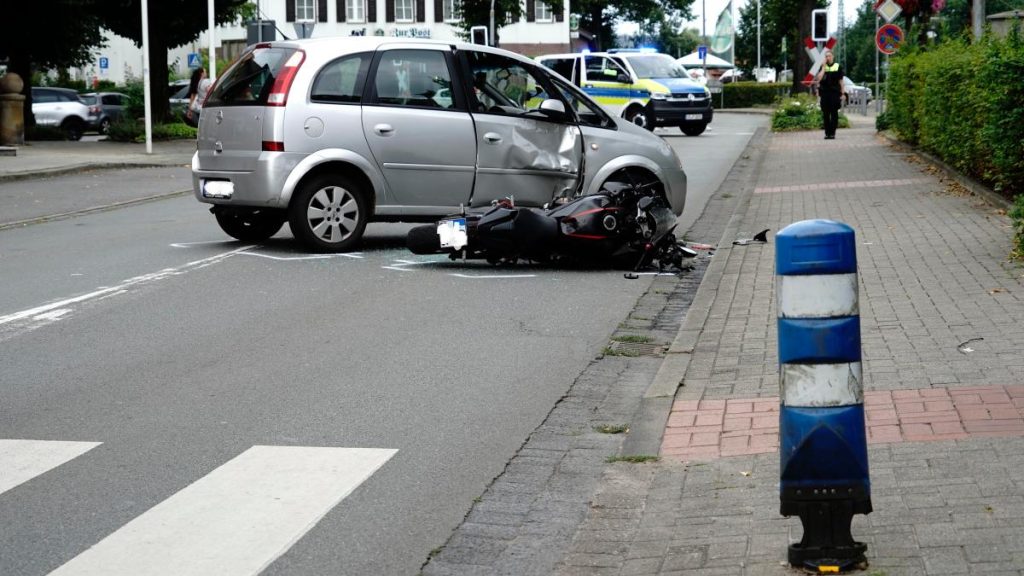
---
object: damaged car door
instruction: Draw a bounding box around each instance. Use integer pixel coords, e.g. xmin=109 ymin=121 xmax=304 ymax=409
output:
xmin=461 ymin=49 xmax=583 ymax=208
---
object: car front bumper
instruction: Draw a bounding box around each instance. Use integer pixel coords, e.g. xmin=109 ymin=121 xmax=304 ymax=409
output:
xmin=647 ymin=99 xmax=714 ymax=126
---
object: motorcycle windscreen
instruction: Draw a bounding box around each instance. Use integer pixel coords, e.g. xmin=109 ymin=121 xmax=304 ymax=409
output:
xmin=470 ymin=116 xmax=582 ymax=208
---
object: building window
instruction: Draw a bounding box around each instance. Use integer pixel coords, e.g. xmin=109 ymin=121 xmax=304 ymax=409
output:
xmin=296 ymin=0 xmax=316 ymax=20
xmin=347 ymin=0 xmax=365 ymax=22
xmin=535 ymin=1 xmax=552 ymax=22
xmin=395 ymin=0 xmax=414 ymax=21
xmin=442 ymin=0 xmax=459 ymax=22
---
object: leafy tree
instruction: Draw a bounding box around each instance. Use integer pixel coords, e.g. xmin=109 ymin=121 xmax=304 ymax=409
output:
xmin=96 ymin=0 xmax=251 ymax=121
xmin=454 ymin=0 xmax=556 ymax=45
xmin=574 ymin=0 xmax=696 ymax=50
xmin=735 ymin=0 xmax=825 ymax=91
xmin=624 ymin=20 xmax=700 ymax=55
xmin=0 ymin=0 xmax=106 ymax=127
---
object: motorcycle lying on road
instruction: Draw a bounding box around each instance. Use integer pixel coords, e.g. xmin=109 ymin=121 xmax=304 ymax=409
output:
xmin=406 ymin=180 xmax=697 ymax=271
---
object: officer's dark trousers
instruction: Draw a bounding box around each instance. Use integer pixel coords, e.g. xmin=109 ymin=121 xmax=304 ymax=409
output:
xmin=821 ymin=94 xmax=841 ymax=138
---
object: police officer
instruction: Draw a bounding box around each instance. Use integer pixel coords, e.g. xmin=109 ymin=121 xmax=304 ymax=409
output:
xmin=815 ymin=50 xmax=846 ymax=140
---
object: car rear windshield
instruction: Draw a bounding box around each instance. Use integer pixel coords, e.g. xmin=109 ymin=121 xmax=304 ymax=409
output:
xmin=206 ymin=47 xmax=297 ymax=107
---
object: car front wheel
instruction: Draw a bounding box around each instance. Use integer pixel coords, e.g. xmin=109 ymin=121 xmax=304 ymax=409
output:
xmin=214 ymin=207 xmax=286 ymax=243
xmin=680 ymin=123 xmax=707 ymax=136
xmin=625 ymin=107 xmax=654 ymax=131
xmin=288 ymin=173 xmax=369 ymax=253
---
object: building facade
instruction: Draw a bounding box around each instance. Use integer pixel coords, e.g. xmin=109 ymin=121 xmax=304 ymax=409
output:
xmin=78 ymin=0 xmax=571 ymax=86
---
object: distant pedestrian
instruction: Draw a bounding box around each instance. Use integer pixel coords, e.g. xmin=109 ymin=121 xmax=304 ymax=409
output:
xmin=186 ymin=67 xmax=212 ymax=127
xmin=815 ymin=50 xmax=846 ymax=140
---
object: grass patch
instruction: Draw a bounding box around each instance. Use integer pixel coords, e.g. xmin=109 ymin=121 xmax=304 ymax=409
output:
xmin=602 ymin=347 xmax=640 ymax=357
xmin=594 ymin=424 xmax=629 ymax=434
xmin=606 ymin=455 xmax=660 ymax=464
xmin=611 ymin=334 xmax=654 ymax=344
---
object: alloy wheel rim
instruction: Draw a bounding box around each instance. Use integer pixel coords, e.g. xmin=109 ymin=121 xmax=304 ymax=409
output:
xmin=306 ymin=186 xmax=359 ymax=243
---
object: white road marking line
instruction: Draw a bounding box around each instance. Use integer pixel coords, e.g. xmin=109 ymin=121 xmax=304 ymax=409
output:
xmin=450 ymin=273 xmax=537 ymax=279
xmin=49 ymin=446 xmax=397 ymax=576
xmin=238 ymin=252 xmax=345 ymax=261
xmin=0 ymin=247 xmax=251 ymax=328
xmin=381 ymin=266 xmax=416 ymax=272
xmin=170 ymin=240 xmax=235 ymax=248
xmin=33 ymin=309 xmax=72 ymax=321
xmin=0 ymin=440 xmax=102 ymax=496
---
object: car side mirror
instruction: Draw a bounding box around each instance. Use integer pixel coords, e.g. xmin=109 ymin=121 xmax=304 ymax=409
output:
xmin=617 ymin=73 xmax=631 ymax=84
xmin=537 ymin=99 xmax=568 ymax=120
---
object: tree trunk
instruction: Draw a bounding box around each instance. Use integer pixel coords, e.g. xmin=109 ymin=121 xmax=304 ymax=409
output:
xmin=590 ymin=5 xmax=604 ymax=50
xmin=148 ymin=1 xmax=170 ymax=122
xmin=794 ymin=0 xmax=816 ymax=93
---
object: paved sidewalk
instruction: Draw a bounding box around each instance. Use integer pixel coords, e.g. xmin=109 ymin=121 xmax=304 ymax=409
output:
xmin=553 ymin=117 xmax=1024 ymax=575
xmin=0 ymin=139 xmax=194 ymax=181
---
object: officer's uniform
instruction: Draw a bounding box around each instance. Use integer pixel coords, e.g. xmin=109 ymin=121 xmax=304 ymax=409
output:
xmin=818 ymin=62 xmax=843 ymax=139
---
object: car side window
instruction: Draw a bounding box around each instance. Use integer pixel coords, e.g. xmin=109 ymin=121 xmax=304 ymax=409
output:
xmin=463 ymin=51 xmax=552 ymax=118
xmin=311 ymin=52 xmax=370 ymax=104
xmin=548 ymin=75 xmax=615 ymax=129
xmin=371 ymin=50 xmax=455 ymax=110
xmin=34 ymin=90 xmax=57 ymax=103
xmin=102 ymin=95 xmax=121 ymax=105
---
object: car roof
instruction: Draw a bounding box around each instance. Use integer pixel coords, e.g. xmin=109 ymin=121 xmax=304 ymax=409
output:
xmin=255 ymin=37 xmax=533 ymax=62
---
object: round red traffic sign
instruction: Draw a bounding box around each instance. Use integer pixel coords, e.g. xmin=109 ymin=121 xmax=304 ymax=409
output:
xmin=876 ymin=23 xmax=903 ymax=55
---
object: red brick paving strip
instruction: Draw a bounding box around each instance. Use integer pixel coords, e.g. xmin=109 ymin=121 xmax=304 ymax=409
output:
xmin=754 ymin=177 xmax=931 ymax=194
xmin=661 ymin=385 xmax=1024 ymax=461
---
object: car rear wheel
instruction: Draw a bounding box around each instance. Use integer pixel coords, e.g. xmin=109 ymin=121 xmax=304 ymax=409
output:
xmin=288 ymin=173 xmax=369 ymax=253
xmin=214 ymin=207 xmax=286 ymax=243
xmin=680 ymin=123 xmax=706 ymax=136
xmin=99 ymin=118 xmax=112 ymax=135
xmin=61 ymin=118 xmax=85 ymax=141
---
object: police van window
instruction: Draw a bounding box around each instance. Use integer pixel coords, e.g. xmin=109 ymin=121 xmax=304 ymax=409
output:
xmin=464 ymin=51 xmax=550 ymax=117
xmin=545 ymin=58 xmax=577 ymax=83
xmin=311 ymin=53 xmax=370 ymax=103
xmin=585 ymin=56 xmax=627 ymax=81
xmin=372 ymin=50 xmax=455 ymax=109
xmin=549 ymin=75 xmax=614 ymax=129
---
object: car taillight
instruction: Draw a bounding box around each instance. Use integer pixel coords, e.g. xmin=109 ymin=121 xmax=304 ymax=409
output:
xmin=267 ymin=50 xmax=305 ymax=107
xmin=262 ymin=141 xmax=285 ymax=152
xmin=89 ymin=105 xmax=100 ymax=114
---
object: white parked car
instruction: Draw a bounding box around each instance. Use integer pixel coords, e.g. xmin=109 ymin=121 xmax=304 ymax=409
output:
xmin=31 ymin=87 xmax=90 ymax=140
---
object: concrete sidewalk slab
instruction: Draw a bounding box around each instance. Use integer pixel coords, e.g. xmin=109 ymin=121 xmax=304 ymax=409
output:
xmin=0 ymin=139 xmax=194 ymax=181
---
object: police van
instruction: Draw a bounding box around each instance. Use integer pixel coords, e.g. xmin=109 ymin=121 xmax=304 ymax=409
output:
xmin=537 ymin=50 xmax=713 ymax=136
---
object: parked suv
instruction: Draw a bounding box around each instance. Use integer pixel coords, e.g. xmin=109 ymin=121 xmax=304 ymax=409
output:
xmin=192 ymin=37 xmax=687 ymax=253
xmin=536 ymin=51 xmax=713 ymax=136
xmin=31 ymin=87 xmax=90 ymax=140
xmin=82 ymin=91 xmax=128 ymax=134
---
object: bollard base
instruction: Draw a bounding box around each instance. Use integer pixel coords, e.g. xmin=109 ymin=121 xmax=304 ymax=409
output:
xmin=785 ymin=498 xmax=868 ymax=573
xmin=788 ymin=542 xmax=867 ymax=573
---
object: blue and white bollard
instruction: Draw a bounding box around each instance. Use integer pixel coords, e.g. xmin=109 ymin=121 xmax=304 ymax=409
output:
xmin=776 ymin=220 xmax=871 ymax=572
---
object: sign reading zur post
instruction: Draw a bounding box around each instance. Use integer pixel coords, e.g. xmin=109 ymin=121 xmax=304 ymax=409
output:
xmin=876 ymin=23 xmax=903 ymax=55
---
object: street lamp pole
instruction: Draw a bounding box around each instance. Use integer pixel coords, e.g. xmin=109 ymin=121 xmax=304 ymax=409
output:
xmin=141 ymin=0 xmax=152 ymax=154
xmin=489 ymin=0 xmax=495 ymax=46
xmin=208 ymin=0 xmax=216 ymax=80
xmin=757 ymin=0 xmax=761 ymax=70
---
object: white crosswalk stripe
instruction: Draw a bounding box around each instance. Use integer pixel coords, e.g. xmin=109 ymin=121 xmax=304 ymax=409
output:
xmin=47 ymin=445 xmax=396 ymax=576
xmin=0 ymin=439 xmax=102 ymax=496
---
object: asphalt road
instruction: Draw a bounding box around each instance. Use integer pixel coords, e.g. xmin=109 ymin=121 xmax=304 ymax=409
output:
xmin=0 ymin=113 xmax=765 ymax=575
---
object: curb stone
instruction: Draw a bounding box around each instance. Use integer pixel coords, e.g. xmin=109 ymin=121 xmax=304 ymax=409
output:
xmin=619 ymin=127 xmax=772 ymax=458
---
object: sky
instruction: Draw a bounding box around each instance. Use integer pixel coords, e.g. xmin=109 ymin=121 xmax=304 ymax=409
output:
xmin=618 ymin=0 xmax=865 ymax=39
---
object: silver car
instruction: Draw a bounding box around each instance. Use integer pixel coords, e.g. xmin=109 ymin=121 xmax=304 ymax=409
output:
xmin=192 ymin=37 xmax=687 ymax=252
xmin=31 ymin=87 xmax=90 ymax=141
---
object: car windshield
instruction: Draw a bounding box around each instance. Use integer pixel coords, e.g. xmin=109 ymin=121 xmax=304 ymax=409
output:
xmin=626 ymin=54 xmax=690 ymax=79
xmin=81 ymin=94 xmax=97 ymax=105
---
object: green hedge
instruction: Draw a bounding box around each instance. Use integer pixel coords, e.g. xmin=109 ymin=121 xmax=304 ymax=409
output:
xmin=713 ymin=82 xmax=790 ymax=109
xmin=106 ymin=119 xmax=196 ymax=143
xmin=887 ymin=31 xmax=1024 ymax=197
xmin=771 ymin=94 xmax=850 ymax=132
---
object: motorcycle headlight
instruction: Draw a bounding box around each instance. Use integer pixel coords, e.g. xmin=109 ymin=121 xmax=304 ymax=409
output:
xmin=650 ymin=91 xmax=670 ymax=100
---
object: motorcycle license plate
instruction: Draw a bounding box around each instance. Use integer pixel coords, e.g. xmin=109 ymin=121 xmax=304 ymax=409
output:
xmin=438 ymin=218 xmax=468 ymax=250
xmin=685 ymin=114 xmax=703 ymax=121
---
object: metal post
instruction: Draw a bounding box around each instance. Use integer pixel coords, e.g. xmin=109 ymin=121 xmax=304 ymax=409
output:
xmin=208 ymin=0 xmax=216 ymax=79
xmin=874 ymin=14 xmax=880 ymax=113
xmin=257 ymin=0 xmax=262 ymax=42
xmin=972 ymin=0 xmax=985 ymax=41
xmin=489 ymin=0 xmax=495 ymax=47
xmin=777 ymin=220 xmax=871 ymax=573
xmin=141 ymin=0 xmax=152 ymax=154
xmin=757 ymin=0 xmax=761 ymax=70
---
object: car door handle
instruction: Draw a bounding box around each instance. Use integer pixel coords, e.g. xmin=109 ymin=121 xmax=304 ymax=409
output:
xmin=483 ymin=132 xmax=502 ymax=144
xmin=373 ymin=124 xmax=394 ymax=136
